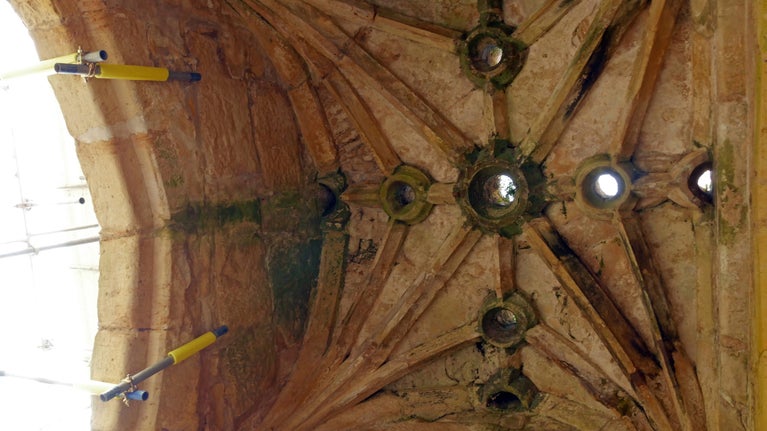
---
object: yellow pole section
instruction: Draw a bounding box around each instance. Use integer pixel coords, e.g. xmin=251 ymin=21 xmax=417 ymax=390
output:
xmin=168 ymin=331 xmax=217 ymax=364
xmin=0 ymin=52 xmax=79 ymax=80
xmin=96 ymin=64 xmax=169 ymax=81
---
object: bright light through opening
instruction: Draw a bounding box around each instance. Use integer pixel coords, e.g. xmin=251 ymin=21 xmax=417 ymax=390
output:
xmin=484 ymin=173 xmax=517 ymax=207
xmin=697 ymin=169 xmax=712 ymax=194
xmin=472 ymin=37 xmax=505 ymax=72
xmin=0 ymin=3 xmax=99 ymax=431
xmin=595 ymin=173 xmax=620 ymax=199
xmin=481 ymin=44 xmax=503 ymax=68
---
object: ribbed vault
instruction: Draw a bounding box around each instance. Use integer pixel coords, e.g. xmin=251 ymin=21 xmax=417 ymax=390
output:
xmin=8 ymin=0 xmax=760 ymax=430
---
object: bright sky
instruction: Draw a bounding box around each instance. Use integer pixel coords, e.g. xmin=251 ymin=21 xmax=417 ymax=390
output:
xmin=0 ymin=2 xmax=100 ymax=430
xmin=697 ymin=168 xmax=713 ymax=193
xmin=596 ymin=172 xmax=620 ymax=198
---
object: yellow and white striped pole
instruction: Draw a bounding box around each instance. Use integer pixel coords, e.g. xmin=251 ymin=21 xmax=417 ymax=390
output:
xmin=0 ymin=48 xmax=200 ymax=82
xmin=0 ymin=370 xmax=149 ymax=401
xmin=99 ymin=325 xmax=227 ymax=402
xmin=0 ymin=50 xmax=107 ymax=81
xmin=54 ymin=63 xmax=201 ymax=82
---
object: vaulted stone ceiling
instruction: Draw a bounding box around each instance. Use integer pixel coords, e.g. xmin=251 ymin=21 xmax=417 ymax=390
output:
xmin=9 ymin=0 xmax=762 ymax=430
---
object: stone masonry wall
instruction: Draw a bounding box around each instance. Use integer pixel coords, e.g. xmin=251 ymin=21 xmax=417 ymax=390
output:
xmin=10 ymin=1 xmax=326 ymax=429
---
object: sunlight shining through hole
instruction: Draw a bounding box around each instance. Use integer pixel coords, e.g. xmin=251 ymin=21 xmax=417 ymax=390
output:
xmin=471 ymin=36 xmax=505 ymax=72
xmin=595 ymin=173 xmax=620 ymax=199
xmin=696 ymin=169 xmax=712 ymax=194
xmin=484 ymin=173 xmax=517 ymax=207
xmin=481 ymin=44 xmax=503 ymax=68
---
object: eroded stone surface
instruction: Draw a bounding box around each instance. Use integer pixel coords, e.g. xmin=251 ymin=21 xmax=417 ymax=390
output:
xmin=7 ymin=0 xmax=759 ymax=429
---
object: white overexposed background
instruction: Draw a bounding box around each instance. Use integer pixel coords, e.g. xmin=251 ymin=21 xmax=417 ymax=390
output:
xmin=0 ymin=2 xmax=100 ymax=430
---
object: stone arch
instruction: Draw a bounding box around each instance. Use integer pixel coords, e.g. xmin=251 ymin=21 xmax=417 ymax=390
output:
xmin=11 ymin=1 xmax=178 ymax=429
xmin=7 ymin=1 xmax=311 ymax=429
xmin=6 ymin=1 xmax=763 ymax=430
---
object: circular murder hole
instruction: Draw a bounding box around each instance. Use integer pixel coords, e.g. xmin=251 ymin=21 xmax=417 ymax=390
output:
xmin=481 ymin=306 xmax=519 ymax=345
xmin=468 ymin=166 xmax=522 ymax=219
xmin=582 ymin=167 xmax=626 ymax=208
xmin=318 ymin=184 xmax=337 ymax=216
xmin=486 ymin=391 xmax=521 ymax=411
xmin=389 ymin=181 xmax=415 ymax=210
xmin=594 ymin=173 xmax=620 ymax=199
xmin=482 ymin=173 xmax=517 ymax=207
xmin=688 ymin=162 xmax=713 ymax=203
xmin=470 ymin=36 xmax=504 ymax=72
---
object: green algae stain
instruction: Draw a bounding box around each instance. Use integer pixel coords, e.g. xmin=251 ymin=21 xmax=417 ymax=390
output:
xmin=717 ymin=140 xmax=736 ymax=187
xmin=267 ymin=238 xmax=323 ymax=344
xmin=169 ymin=187 xmax=332 ymax=348
xmin=170 ymin=200 xmax=261 ymax=234
xmin=165 ymin=174 xmax=184 ymax=188
xmin=260 ymin=190 xmax=320 ymax=234
xmin=223 ymin=326 xmax=276 ymax=398
xmin=715 ymin=140 xmax=747 ymax=245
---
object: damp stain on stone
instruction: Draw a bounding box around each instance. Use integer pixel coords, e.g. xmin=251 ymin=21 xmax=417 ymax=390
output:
xmin=715 ymin=140 xmax=747 ymax=244
xmin=267 ymin=238 xmax=323 ymax=343
xmin=223 ymin=327 xmax=276 ymax=399
xmin=717 ymin=140 xmax=736 ymax=187
xmin=596 ymin=255 xmax=605 ymax=278
xmin=541 ymin=227 xmax=573 ymax=260
xmin=565 ymin=26 xmax=612 ymax=118
xmin=170 ymin=199 xmax=262 ymax=234
xmin=165 ymin=174 xmax=184 ymax=188
xmin=261 ymin=190 xmax=323 ymax=234
xmin=348 ymin=239 xmax=378 ymax=264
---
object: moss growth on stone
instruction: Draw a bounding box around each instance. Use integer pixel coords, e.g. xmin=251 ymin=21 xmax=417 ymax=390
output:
xmin=717 ymin=140 xmax=735 ymax=186
xmin=223 ymin=326 xmax=276 ymax=400
xmin=170 ymin=181 xmax=338 ymax=347
xmin=715 ymin=140 xmax=747 ymax=244
xmin=718 ymin=204 xmax=748 ymax=246
xmin=615 ymin=396 xmax=634 ymax=416
xmin=261 ymin=190 xmax=322 ymax=234
xmin=458 ymin=24 xmax=528 ymax=91
xmin=170 ymin=199 xmax=262 ymax=234
xmin=165 ymin=174 xmax=184 ymax=188
xmin=456 ymin=143 xmax=550 ymax=237
xmin=267 ymin=238 xmax=323 ymax=343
